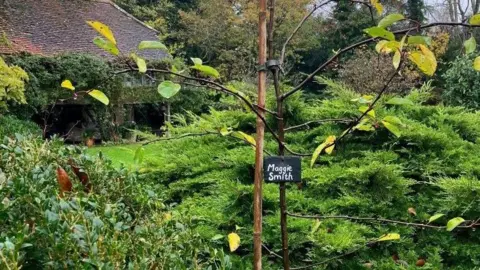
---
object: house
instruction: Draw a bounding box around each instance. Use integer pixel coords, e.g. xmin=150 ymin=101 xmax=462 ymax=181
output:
xmin=0 ymin=0 xmax=168 ymax=142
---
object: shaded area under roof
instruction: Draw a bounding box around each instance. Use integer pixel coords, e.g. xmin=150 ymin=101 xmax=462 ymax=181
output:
xmin=0 ymin=0 xmax=167 ymax=60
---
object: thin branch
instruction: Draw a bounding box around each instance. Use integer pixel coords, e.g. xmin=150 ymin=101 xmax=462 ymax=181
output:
xmin=281 ymin=22 xmax=480 ymax=101
xmin=116 ymin=68 xmax=292 ymax=155
xmin=285 ymin=118 xmax=354 ymax=132
xmin=287 ymin=212 xmax=480 ymax=229
xmin=280 ymin=0 xmax=333 ymax=65
xmin=141 ymin=131 xmax=273 ymax=155
xmin=335 ymin=61 xmax=403 ymax=144
xmin=262 ymin=244 xmax=283 ymax=260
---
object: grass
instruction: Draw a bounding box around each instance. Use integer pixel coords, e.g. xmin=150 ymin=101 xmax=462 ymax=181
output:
xmin=87 ymin=144 xmax=144 ymax=168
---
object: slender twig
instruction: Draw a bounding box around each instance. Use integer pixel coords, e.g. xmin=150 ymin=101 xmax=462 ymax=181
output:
xmin=287 ymin=212 xmax=480 ymax=229
xmin=281 ymin=22 xmax=480 ymax=101
xmin=116 ymin=68 xmax=290 ymax=155
xmin=141 ymin=131 xmax=273 ymax=155
xmin=285 ymin=118 xmax=354 ymax=132
xmin=279 ymin=0 xmax=332 ymax=65
xmin=262 ymin=244 xmax=283 ymax=260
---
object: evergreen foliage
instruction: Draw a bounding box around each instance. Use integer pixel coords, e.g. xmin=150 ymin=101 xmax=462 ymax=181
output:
xmin=88 ymin=81 xmax=480 ymax=269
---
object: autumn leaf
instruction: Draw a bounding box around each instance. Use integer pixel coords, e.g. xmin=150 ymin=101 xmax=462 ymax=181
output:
xmin=87 ymin=21 xmax=116 ymax=45
xmin=56 ymin=167 xmax=72 ymax=197
xmin=228 ymin=232 xmax=240 ymax=252
xmin=61 ymin=80 xmax=75 ymax=91
xmin=378 ymin=233 xmax=400 ymax=241
xmin=408 ymin=207 xmax=417 ymax=216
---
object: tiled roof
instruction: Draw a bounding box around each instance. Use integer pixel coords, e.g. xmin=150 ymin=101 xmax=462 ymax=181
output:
xmin=0 ymin=0 xmax=167 ymax=60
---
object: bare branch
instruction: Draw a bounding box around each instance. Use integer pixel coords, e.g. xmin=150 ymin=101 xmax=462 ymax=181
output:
xmin=285 ymin=118 xmax=354 ymax=132
xmin=141 ymin=130 xmax=274 ymax=155
xmin=280 ymin=0 xmax=333 ymax=65
xmin=287 ymin=212 xmax=480 ymax=229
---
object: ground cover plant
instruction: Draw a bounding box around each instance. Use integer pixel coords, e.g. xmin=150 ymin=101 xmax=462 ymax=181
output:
xmin=88 ymin=82 xmax=480 ymax=269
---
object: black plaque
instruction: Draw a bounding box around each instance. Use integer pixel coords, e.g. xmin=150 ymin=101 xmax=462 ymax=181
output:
xmin=264 ymin=156 xmax=301 ymax=183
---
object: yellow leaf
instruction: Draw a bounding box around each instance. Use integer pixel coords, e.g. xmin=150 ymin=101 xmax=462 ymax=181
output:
xmin=311 ymin=142 xmax=327 ymax=168
xmin=61 ymin=80 xmax=75 ymax=91
xmin=324 ymin=135 xmax=336 ymax=155
xmin=88 ymin=90 xmax=110 ymax=105
xmin=228 ymin=232 xmax=240 ymax=252
xmin=378 ymin=233 xmax=400 ymax=241
xmin=87 ymin=21 xmax=116 ymax=45
xmin=231 ymin=131 xmax=256 ymax=146
xmin=370 ymin=0 xmax=383 ymax=15
xmin=408 ymin=45 xmax=437 ymax=76
xmin=474 ymin=56 xmax=480 ymax=71
xmin=310 ymin=135 xmax=336 ymax=167
xmin=164 ymin=212 xmax=172 ymax=221
xmin=393 ymin=50 xmax=401 ymax=69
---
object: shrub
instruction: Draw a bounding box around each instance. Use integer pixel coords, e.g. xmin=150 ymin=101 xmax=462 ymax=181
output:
xmin=442 ymin=53 xmax=480 ymax=109
xmin=0 ymin=136 xmax=232 ymax=269
xmin=129 ymin=81 xmax=480 ymax=269
xmin=0 ymin=115 xmax=41 ymax=138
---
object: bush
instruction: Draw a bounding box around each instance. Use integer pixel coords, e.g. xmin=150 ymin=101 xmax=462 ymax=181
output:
xmin=129 ymin=81 xmax=480 ymax=269
xmin=442 ymin=53 xmax=480 ymax=109
xmin=0 ymin=137 xmax=232 ymax=269
xmin=0 ymin=115 xmax=41 ymax=138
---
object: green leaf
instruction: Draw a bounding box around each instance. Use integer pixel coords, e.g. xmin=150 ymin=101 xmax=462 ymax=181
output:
xmin=158 ymin=81 xmax=181 ymax=99
xmin=446 ymin=217 xmax=465 ymax=231
xmin=364 ymin=27 xmax=395 ymax=41
xmin=134 ymin=147 xmax=145 ymax=164
xmin=474 ymin=56 xmax=480 ymax=71
xmin=354 ymin=119 xmax=375 ymax=131
xmin=93 ymin=37 xmax=119 ymax=56
xmin=138 ymin=41 xmax=168 ymax=51
xmin=383 ymin=116 xmax=405 ymax=127
xmin=378 ymin=233 xmax=400 ymax=241
xmin=191 ymin=58 xmax=203 ymax=65
xmin=88 ymin=90 xmax=109 ymax=105
xmin=191 ymin=65 xmax=220 ymax=79
xmin=408 ymin=36 xmax=432 ymax=46
xmin=359 ymin=106 xmax=376 ymax=118
xmin=382 ymin=120 xmax=402 ymax=137
xmin=408 ymin=45 xmax=437 ymax=76
xmin=378 ymin=14 xmax=404 ymax=28
xmin=87 ymin=21 xmax=116 ymax=45
xmin=211 ymin=234 xmax=224 ymax=241
xmin=393 ymin=50 xmax=401 ymax=69
xmin=219 ymin=127 xmax=231 ymax=136
xmin=61 ymin=80 xmax=75 ymax=91
xmin=386 ymin=97 xmax=414 ymax=105
xmin=464 ymin=36 xmax=477 ymax=54
xmin=351 ymin=95 xmax=374 ymax=104
xmin=428 ymin=213 xmax=445 ymax=224
xmin=470 ymin=14 xmax=480 ymax=25
xmin=131 ymin=53 xmax=147 ymax=73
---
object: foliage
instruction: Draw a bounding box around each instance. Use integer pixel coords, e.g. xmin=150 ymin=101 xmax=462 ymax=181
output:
xmin=0 ymin=136 xmax=233 ymax=269
xmin=89 ymin=81 xmax=480 ymax=269
xmin=0 ymin=57 xmax=28 ymax=112
xmin=0 ymin=115 xmax=41 ymax=138
xmin=4 ymin=53 xmax=121 ymax=119
xmin=442 ymin=53 xmax=480 ymax=108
